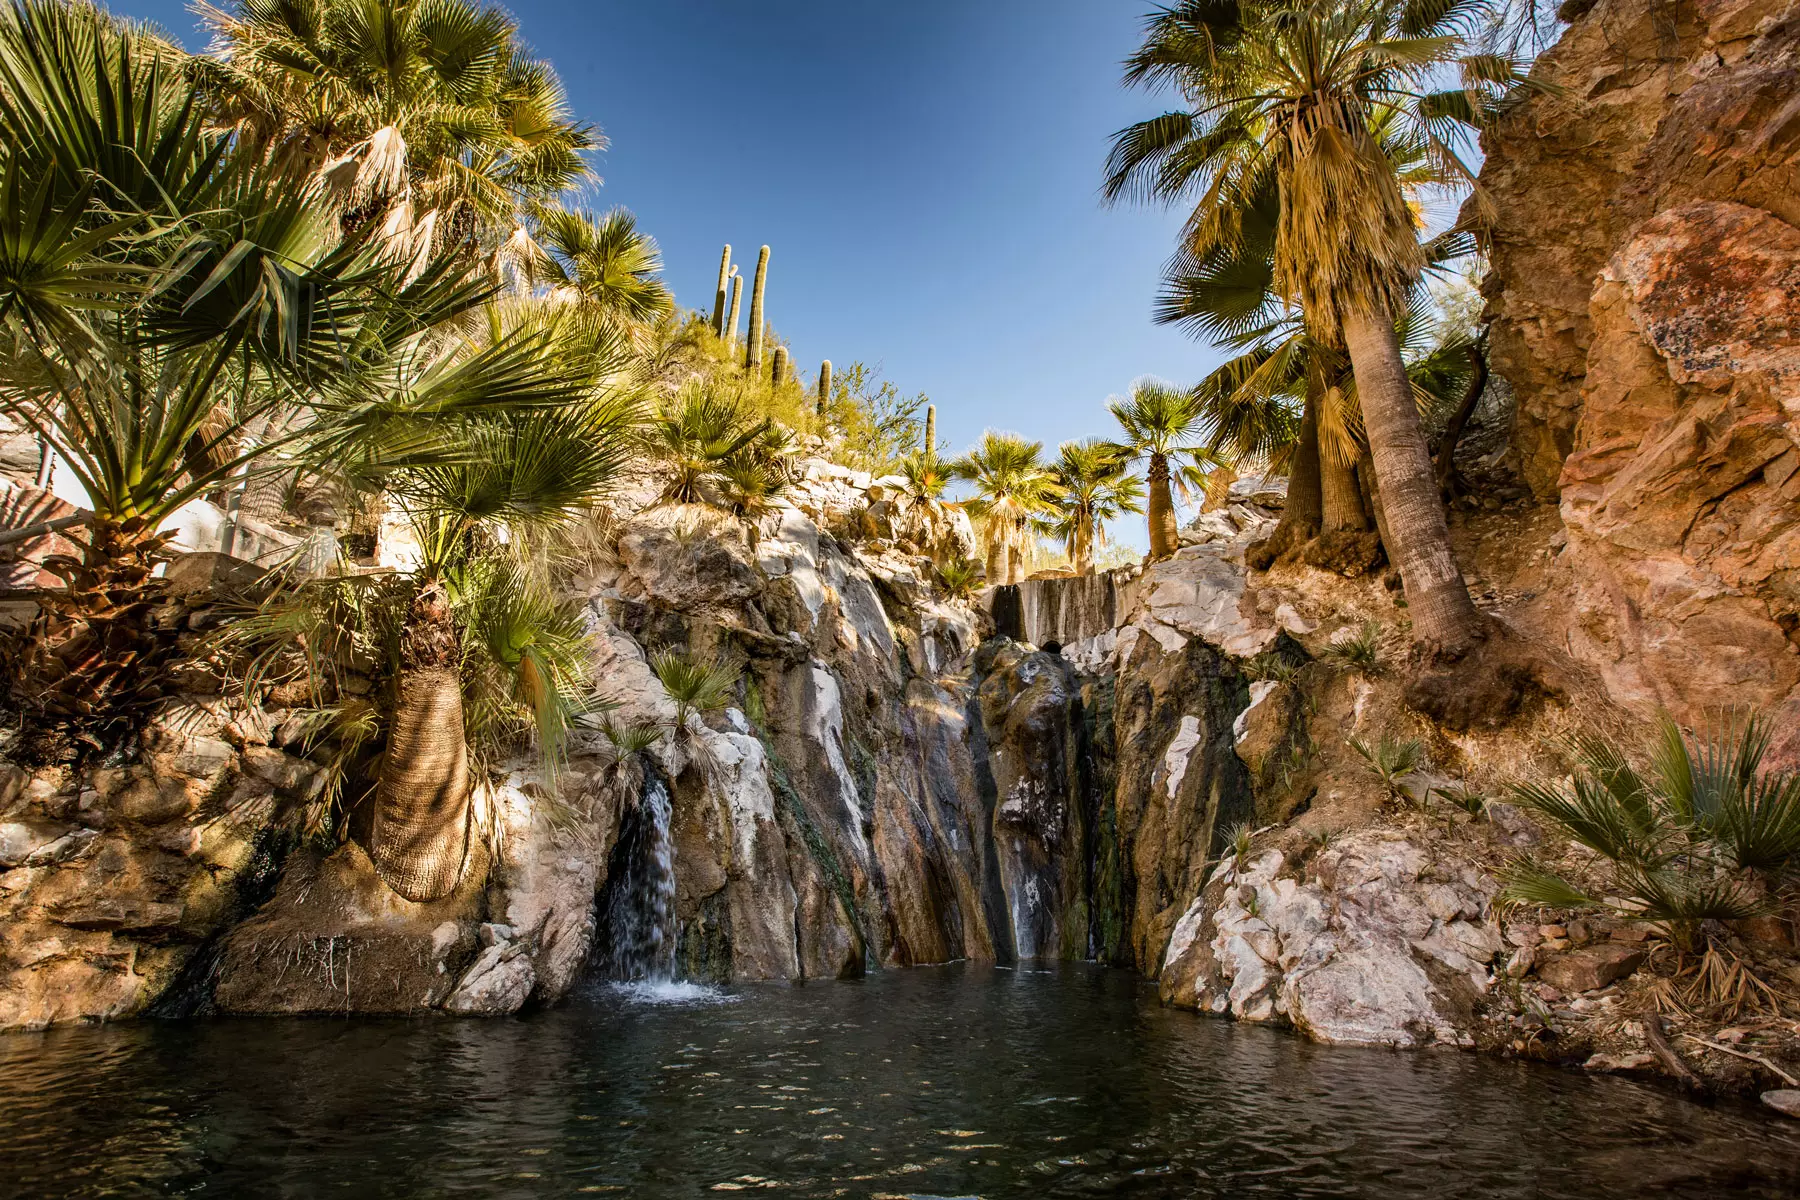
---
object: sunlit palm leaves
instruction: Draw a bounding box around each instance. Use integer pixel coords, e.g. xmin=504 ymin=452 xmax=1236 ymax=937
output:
xmin=951 ymin=431 xmax=1057 ymax=586
xmin=197 ymin=0 xmax=594 ymax=238
xmin=457 ymin=555 xmax=599 ymax=768
xmin=642 ymin=385 xmax=773 ymax=508
xmin=530 ymin=204 xmax=673 ymax=326
xmin=1046 ymin=440 xmax=1144 ymax=574
xmin=650 ymin=647 xmax=741 ymax=730
xmin=1105 ymin=0 xmax=1530 ymax=338
xmin=1106 ymin=380 xmax=1223 ymax=558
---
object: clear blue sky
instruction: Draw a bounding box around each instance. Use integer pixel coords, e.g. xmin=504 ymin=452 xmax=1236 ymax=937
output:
xmin=115 ymin=0 xmax=1219 ymax=545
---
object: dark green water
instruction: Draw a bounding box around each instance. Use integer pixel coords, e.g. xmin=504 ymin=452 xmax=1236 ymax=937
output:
xmin=2 ymin=963 xmax=1798 ymax=1198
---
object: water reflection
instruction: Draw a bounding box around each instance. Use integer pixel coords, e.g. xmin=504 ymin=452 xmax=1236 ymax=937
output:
xmin=1 ymin=962 xmax=1797 ymax=1198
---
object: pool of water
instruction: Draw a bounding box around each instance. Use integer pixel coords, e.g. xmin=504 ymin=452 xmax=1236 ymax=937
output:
xmin=3 ymin=962 xmax=1798 ymax=1198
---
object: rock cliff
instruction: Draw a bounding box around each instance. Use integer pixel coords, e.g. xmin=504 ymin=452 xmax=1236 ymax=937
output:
xmin=1476 ymin=0 xmax=1800 ymax=764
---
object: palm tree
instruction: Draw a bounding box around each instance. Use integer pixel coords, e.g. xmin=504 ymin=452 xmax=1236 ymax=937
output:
xmin=891 ymin=448 xmax=959 ymax=557
xmin=951 ymin=432 xmax=1055 ymax=586
xmin=352 ymin=304 xmax=642 ymax=901
xmin=1171 ymin=194 xmax=1479 ymax=571
xmin=1048 ymin=441 xmax=1144 ymax=575
xmin=1106 ymin=382 xmax=1222 ymax=561
xmin=1105 ymin=0 xmax=1529 ymax=650
xmin=530 ymin=204 xmax=674 ymax=326
xmin=640 ymin=385 xmax=772 ymax=508
xmin=1503 ymin=712 xmax=1800 ymax=958
xmin=0 ymin=0 xmax=495 ymax=740
xmin=197 ymin=0 xmax=593 ymax=245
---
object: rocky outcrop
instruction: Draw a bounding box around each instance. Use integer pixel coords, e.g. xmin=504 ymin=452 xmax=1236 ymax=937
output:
xmin=186 ymin=452 xmax=1113 ymax=1024
xmin=1478 ymin=0 xmax=1800 ymax=763
xmin=1160 ymin=834 xmax=1502 ymax=1047
xmin=0 ymin=703 xmax=320 ymax=1029
xmin=585 ymin=480 xmax=1098 ymax=980
xmin=211 ymin=767 xmax=615 ymax=1016
xmin=1109 ymin=628 xmax=1256 ymax=972
xmin=975 ymin=641 xmax=1097 ymax=960
xmin=988 ymin=568 xmax=1142 ymax=669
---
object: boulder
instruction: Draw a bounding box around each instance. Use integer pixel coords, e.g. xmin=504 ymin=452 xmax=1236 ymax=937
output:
xmin=1160 ymin=832 xmax=1502 ymax=1048
xmin=1536 ymin=943 xmax=1646 ymax=993
xmin=161 ymin=552 xmax=270 ymax=600
xmin=1763 ymin=1091 xmax=1800 ymax=1120
xmin=616 ymin=504 xmax=763 ymax=610
xmin=212 ymin=841 xmax=486 ymax=1015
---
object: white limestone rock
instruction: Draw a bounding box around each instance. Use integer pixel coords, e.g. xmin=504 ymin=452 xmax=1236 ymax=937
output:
xmin=1160 ymin=832 xmax=1503 ymax=1048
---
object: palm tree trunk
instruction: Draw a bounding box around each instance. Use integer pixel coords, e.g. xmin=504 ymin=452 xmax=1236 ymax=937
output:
xmin=1320 ymin=445 xmax=1370 ymax=532
xmin=1073 ymin=521 xmax=1094 ymax=576
xmin=1146 ymin=453 xmax=1177 ymax=560
xmin=1284 ymin=390 xmax=1323 ymax=535
xmin=985 ymin=537 xmax=1006 ymax=588
xmin=369 ymin=577 xmax=472 ymax=902
xmin=6 ymin=517 xmax=178 ymax=745
xmin=1250 ymin=390 xmax=1321 ymax=570
xmin=1341 ymin=305 xmax=1481 ymax=651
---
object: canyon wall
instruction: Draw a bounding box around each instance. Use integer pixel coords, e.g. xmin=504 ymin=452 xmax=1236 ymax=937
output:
xmin=0 ymin=462 xmax=1129 ymax=1027
xmin=1477 ymin=0 xmax=1800 ymax=762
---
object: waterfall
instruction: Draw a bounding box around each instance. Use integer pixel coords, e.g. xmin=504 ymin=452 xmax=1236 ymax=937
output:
xmin=602 ymin=769 xmax=677 ymax=982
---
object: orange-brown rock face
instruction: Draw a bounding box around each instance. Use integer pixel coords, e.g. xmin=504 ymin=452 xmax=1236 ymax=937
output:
xmin=1479 ymin=0 xmax=1800 ymax=762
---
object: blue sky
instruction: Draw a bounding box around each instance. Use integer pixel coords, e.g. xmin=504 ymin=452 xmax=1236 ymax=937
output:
xmin=116 ymin=0 xmax=1218 ymax=546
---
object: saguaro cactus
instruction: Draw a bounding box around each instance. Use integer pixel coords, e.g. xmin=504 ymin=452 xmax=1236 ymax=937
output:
xmin=818 ymin=360 xmax=833 ymax=417
xmin=745 ymin=245 xmax=770 ymax=369
xmin=725 ymin=274 xmax=744 ymax=350
xmin=924 ymin=404 xmax=936 ymax=455
xmin=711 ymin=245 xmax=732 ymax=335
xmin=771 ymin=345 xmax=788 ymax=384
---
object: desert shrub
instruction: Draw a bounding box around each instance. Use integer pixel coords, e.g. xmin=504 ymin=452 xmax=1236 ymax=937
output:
xmin=1501 ymin=712 xmax=1800 ymax=956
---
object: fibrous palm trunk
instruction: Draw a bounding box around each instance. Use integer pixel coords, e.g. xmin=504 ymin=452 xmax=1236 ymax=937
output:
xmin=1073 ymin=521 xmax=1094 ymax=576
xmin=1250 ymin=389 xmax=1321 ymax=570
xmin=369 ymin=578 xmax=472 ymax=902
xmin=1341 ymin=305 xmax=1481 ymax=651
xmin=1320 ymin=447 xmax=1370 ymax=533
xmin=985 ymin=538 xmax=1006 ymax=589
xmin=4 ymin=517 xmax=179 ymax=753
xmin=1146 ymin=453 xmax=1177 ymax=560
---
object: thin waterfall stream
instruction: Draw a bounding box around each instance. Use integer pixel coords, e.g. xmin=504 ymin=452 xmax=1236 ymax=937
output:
xmin=600 ymin=764 xmax=678 ymax=984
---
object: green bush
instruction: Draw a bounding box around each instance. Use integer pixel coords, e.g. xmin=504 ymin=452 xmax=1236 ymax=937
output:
xmin=1501 ymin=711 xmax=1800 ymax=954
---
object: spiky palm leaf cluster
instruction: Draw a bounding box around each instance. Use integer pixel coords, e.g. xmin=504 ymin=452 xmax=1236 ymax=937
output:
xmin=641 ymin=384 xmax=787 ymax=512
xmin=1503 ymin=713 xmax=1800 ymax=953
xmin=528 ymin=204 xmax=673 ymax=325
xmin=196 ymin=0 xmax=593 ymax=242
xmin=1347 ymin=731 xmax=1423 ymax=802
xmin=1046 ymin=440 xmax=1144 ymax=574
xmin=951 ymin=432 xmax=1057 ymax=586
xmin=934 ymin=557 xmax=983 ymax=601
xmin=649 ymin=647 xmax=741 ymax=730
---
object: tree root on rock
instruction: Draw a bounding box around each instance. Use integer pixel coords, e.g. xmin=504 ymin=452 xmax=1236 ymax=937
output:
xmin=1402 ymin=619 xmax=1566 ymax=733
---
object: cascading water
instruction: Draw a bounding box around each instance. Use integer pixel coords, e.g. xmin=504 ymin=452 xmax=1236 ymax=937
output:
xmin=602 ymin=769 xmax=677 ymax=982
